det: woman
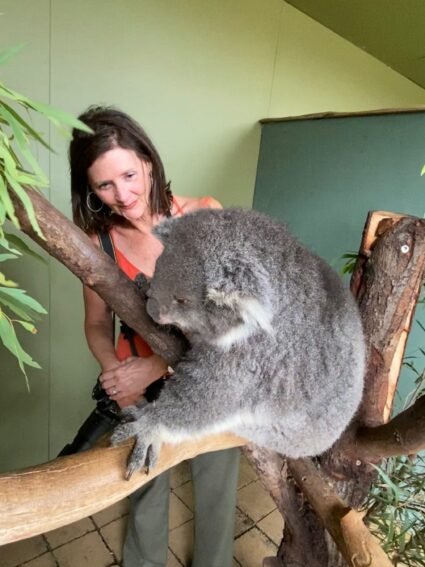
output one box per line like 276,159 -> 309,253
69,106 -> 240,567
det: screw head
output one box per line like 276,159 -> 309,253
401,244 -> 410,254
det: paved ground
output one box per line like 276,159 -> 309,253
0,453 -> 283,567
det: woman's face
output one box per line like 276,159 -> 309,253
87,146 -> 152,221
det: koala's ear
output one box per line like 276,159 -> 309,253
206,288 -> 273,334
153,216 -> 180,243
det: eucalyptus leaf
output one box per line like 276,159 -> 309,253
0,293 -> 35,321
0,273 -> 18,287
3,233 -> 46,263
0,253 -> 18,262
15,320 -> 37,334
0,287 -> 47,314
0,198 -> 6,223
4,172 -> 44,238
0,234 -> 21,255
0,174 -> 19,226
0,100 -> 53,151
0,312 -> 41,380
0,103 -> 28,149
23,99 -> 92,133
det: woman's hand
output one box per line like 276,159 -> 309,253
100,354 -> 168,409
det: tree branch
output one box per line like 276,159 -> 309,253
10,187 -> 186,365
342,394 -> 425,462
287,458 -> 393,567
0,432 -> 246,545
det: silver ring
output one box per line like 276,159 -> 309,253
111,387 -> 117,395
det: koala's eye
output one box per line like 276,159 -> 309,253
173,297 -> 190,306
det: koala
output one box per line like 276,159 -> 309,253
111,208 -> 365,478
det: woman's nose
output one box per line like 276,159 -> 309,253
113,183 -> 128,202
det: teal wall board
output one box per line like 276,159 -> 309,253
253,112 -> 425,409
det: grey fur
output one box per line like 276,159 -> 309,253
111,208 -> 365,477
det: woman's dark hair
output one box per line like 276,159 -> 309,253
69,105 -> 172,233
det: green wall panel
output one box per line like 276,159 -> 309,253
254,112 -> 425,407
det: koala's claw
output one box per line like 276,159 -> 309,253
111,418 -> 160,480
125,436 -> 150,479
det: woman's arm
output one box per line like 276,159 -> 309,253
83,284 -> 120,372
84,280 -> 168,408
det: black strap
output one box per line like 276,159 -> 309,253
97,232 -> 139,356
97,231 -> 117,263
97,231 -> 166,403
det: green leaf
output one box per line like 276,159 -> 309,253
0,273 -> 18,287
0,199 -> 5,224
0,311 -> 41,381
0,294 -> 34,321
15,320 -> 37,334
0,234 -> 21,255
0,253 -> 18,262
0,44 -> 25,66
0,287 -> 47,314
0,102 -> 28,148
0,100 -> 53,152
4,172 -> 44,238
23,99 -> 92,133
0,141 -> 18,175
421,164 -> 425,176
3,233 -> 46,263
371,464 -> 401,505
0,174 -> 19,227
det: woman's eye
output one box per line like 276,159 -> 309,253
97,182 -> 110,190
126,172 -> 136,180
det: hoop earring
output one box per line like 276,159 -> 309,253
86,191 -> 104,213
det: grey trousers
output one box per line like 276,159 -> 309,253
122,448 -> 240,567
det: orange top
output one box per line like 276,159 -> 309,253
112,197 -> 186,360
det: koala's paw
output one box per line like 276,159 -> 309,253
111,417 -> 161,480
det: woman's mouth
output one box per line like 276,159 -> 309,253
120,200 -> 138,211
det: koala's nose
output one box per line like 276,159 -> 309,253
146,297 -> 160,322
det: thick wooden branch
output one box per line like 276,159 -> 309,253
351,213 -> 425,426
10,187 -> 186,366
342,394 -> 425,462
287,458 -> 393,567
244,446 -> 327,566
0,433 -> 245,545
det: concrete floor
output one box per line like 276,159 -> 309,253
0,453 -> 283,567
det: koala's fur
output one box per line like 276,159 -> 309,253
111,208 -> 365,477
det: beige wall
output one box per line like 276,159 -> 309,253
1,0 -> 425,470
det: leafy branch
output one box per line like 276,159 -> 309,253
0,44 -> 91,381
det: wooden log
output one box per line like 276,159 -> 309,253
350,211 -> 425,426
0,433 -> 245,545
